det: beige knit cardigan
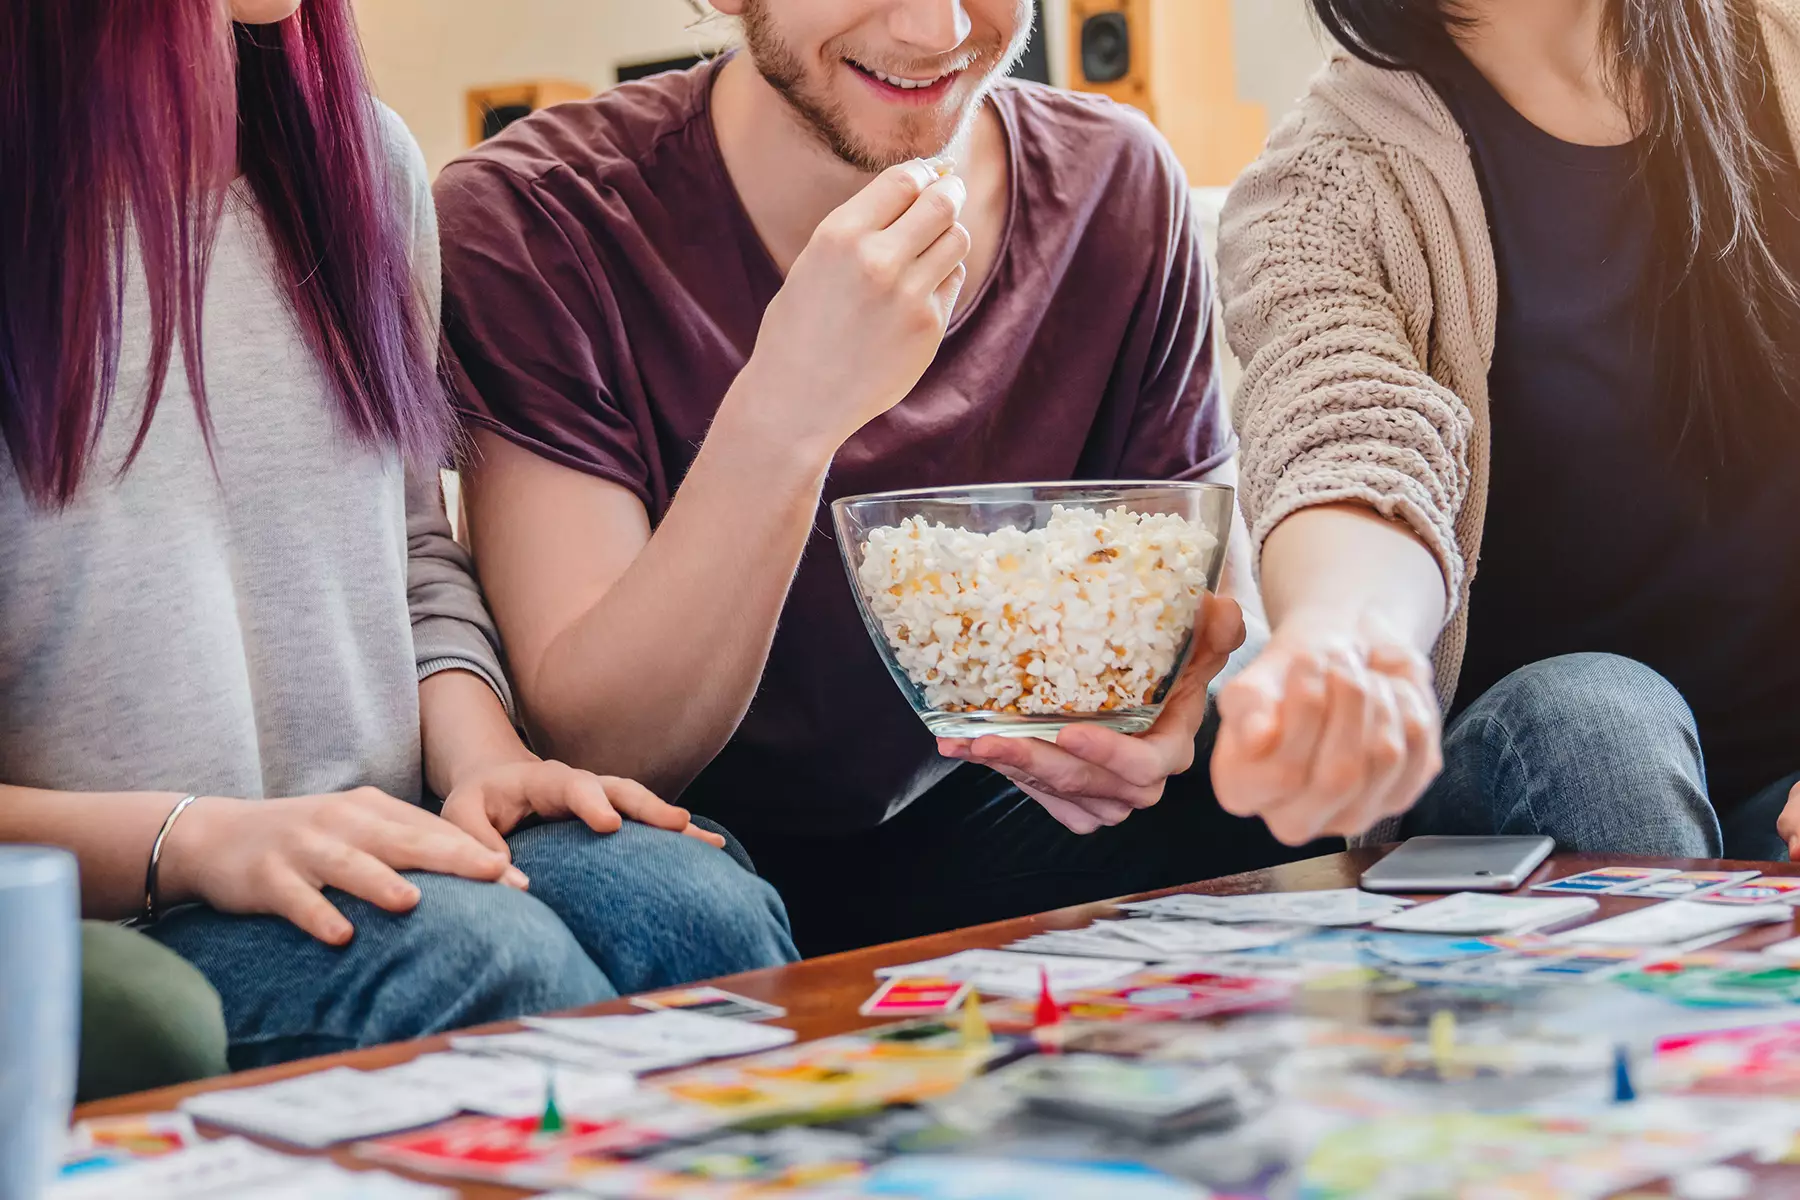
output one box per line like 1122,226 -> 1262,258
1218,1 -> 1800,843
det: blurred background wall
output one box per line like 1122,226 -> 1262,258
351,0 -> 1329,179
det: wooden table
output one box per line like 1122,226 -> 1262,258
76,850 -> 1800,1197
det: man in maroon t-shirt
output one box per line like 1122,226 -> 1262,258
436,0 -> 1323,955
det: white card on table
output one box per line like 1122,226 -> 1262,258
371,1052 -> 636,1118
179,1068 -> 460,1149
1621,870 -> 1761,899
1763,935 -> 1800,960
447,1029 -> 697,1074
523,1010 -> 796,1061
1555,900 -> 1793,946
48,1137 -> 295,1200
873,949 -> 1145,998
1119,889 -> 1413,926
1371,892 -> 1598,935
1699,877 -> 1800,906
232,1162 -> 458,1199
1529,867 -> 1682,895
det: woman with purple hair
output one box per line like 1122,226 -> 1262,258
0,0 -> 795,1083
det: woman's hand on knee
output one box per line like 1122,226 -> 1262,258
157,790 -> 527,946
1210,611 -> 1443,844
439,759 -> 728,852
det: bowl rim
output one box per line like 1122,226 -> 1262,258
830,479 -> 1235,511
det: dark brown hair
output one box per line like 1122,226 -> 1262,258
1312,0 -> 1800,492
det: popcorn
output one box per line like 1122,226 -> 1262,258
855,505 -> 1216,717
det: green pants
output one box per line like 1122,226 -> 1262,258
78,921 -> 228,1102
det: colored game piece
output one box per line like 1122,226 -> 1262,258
960,989 -> 991,1049
1613,1044 -> 1636,1103
1428,1010 -> 1457,1076
1034,967 -> 1062,1028
540,1072 -> 564,1134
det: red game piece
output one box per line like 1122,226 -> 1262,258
1034,966 -> 1062,1028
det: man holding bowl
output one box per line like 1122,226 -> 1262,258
436,0 -> 1364,953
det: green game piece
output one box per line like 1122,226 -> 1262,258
540,1072 -> 564,1134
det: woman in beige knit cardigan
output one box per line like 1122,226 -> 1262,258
1213,0 -> 1800,860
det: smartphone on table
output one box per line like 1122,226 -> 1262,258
1359,835 -> 1556,893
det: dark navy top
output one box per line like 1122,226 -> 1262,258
1434,49 -> 1800,808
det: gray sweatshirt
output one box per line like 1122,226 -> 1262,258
0,110 -> 511,805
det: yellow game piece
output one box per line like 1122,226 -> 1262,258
960,989 -> 990,1049
1429,1009 -> 1456,1068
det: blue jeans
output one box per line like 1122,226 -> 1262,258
147,819 -> 798,1069
1404,652 -> 1796,861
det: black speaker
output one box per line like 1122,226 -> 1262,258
1080,12 -> 1132,84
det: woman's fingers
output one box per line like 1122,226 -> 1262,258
308,841 -> 422,914
264,867 -> 355,946
594,775 -> 691,832
354,809 -> 523,888
439,792 -> 513,856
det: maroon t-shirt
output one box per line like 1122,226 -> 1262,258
436,58 -> 1232,836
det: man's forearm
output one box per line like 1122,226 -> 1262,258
528,382 -> 836,796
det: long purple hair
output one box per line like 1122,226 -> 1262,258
0,0 -> 449,507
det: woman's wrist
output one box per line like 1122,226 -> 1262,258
419,669 -> 539,798
151,794 -> 234,910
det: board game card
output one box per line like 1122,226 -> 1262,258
48,1137 -> 298,1200
873,950 -> 1145,998
179,1067 -> 461,1149
1371,892 -> 1598,935
1530,866 -> 1681,895
447,1030 -> 698,1075
226,1162 -> 459,1199
860,976 -> 973,1017
370,1053 -> 636,1119
1556,900 -> 1792,945
1700,876 -> 1800,906
1621,870 -> 1761,900
523,1010 -> 797,1061
1119,889 -> 1413,927
60,1112 -> 199,1175
629,986 -> 785,1022
358,1114 -> 666,1186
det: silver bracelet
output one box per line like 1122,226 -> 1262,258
139,794 -> 199,926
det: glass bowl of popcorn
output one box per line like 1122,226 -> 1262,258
832,482 -> 1234,740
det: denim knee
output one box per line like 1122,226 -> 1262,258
508,820 -> 798,992
390,873 -> 618,1033
1456,653 -> 1716,855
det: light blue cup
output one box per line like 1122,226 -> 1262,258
0,848 -> 79,1200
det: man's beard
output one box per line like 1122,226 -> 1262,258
739,0 -> 1026,172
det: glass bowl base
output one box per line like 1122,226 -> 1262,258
919,707 -> 1162,741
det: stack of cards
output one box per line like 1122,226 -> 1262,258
1371,892 -> 1598,935
1119,889 -> 1414,927
1699,877 -> 1800,906
873,950 -> 1146,998
359,1113 -> 668,1187
995,1055 -> 1258,1138
1554,900 -> 1793,946
1008,919 -> 1305,961
369,1052 -> 636,1119
49,1135 -> 454,1200
447,1030 -> 699,1075
1530,867 -> 1684,895
179,1068 -> 462,1149
629,986 -> 785,1022
522,1010 -> 797,1062
860,976 -> 973,1018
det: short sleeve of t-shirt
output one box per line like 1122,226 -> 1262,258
1085,113 -> 1233,483
435,157 -> 655,506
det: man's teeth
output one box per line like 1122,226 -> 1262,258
863,66 -> 947,90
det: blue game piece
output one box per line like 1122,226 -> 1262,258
1612,1044 -> 1636,1103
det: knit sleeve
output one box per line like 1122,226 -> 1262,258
1218,128 -> 1473,615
